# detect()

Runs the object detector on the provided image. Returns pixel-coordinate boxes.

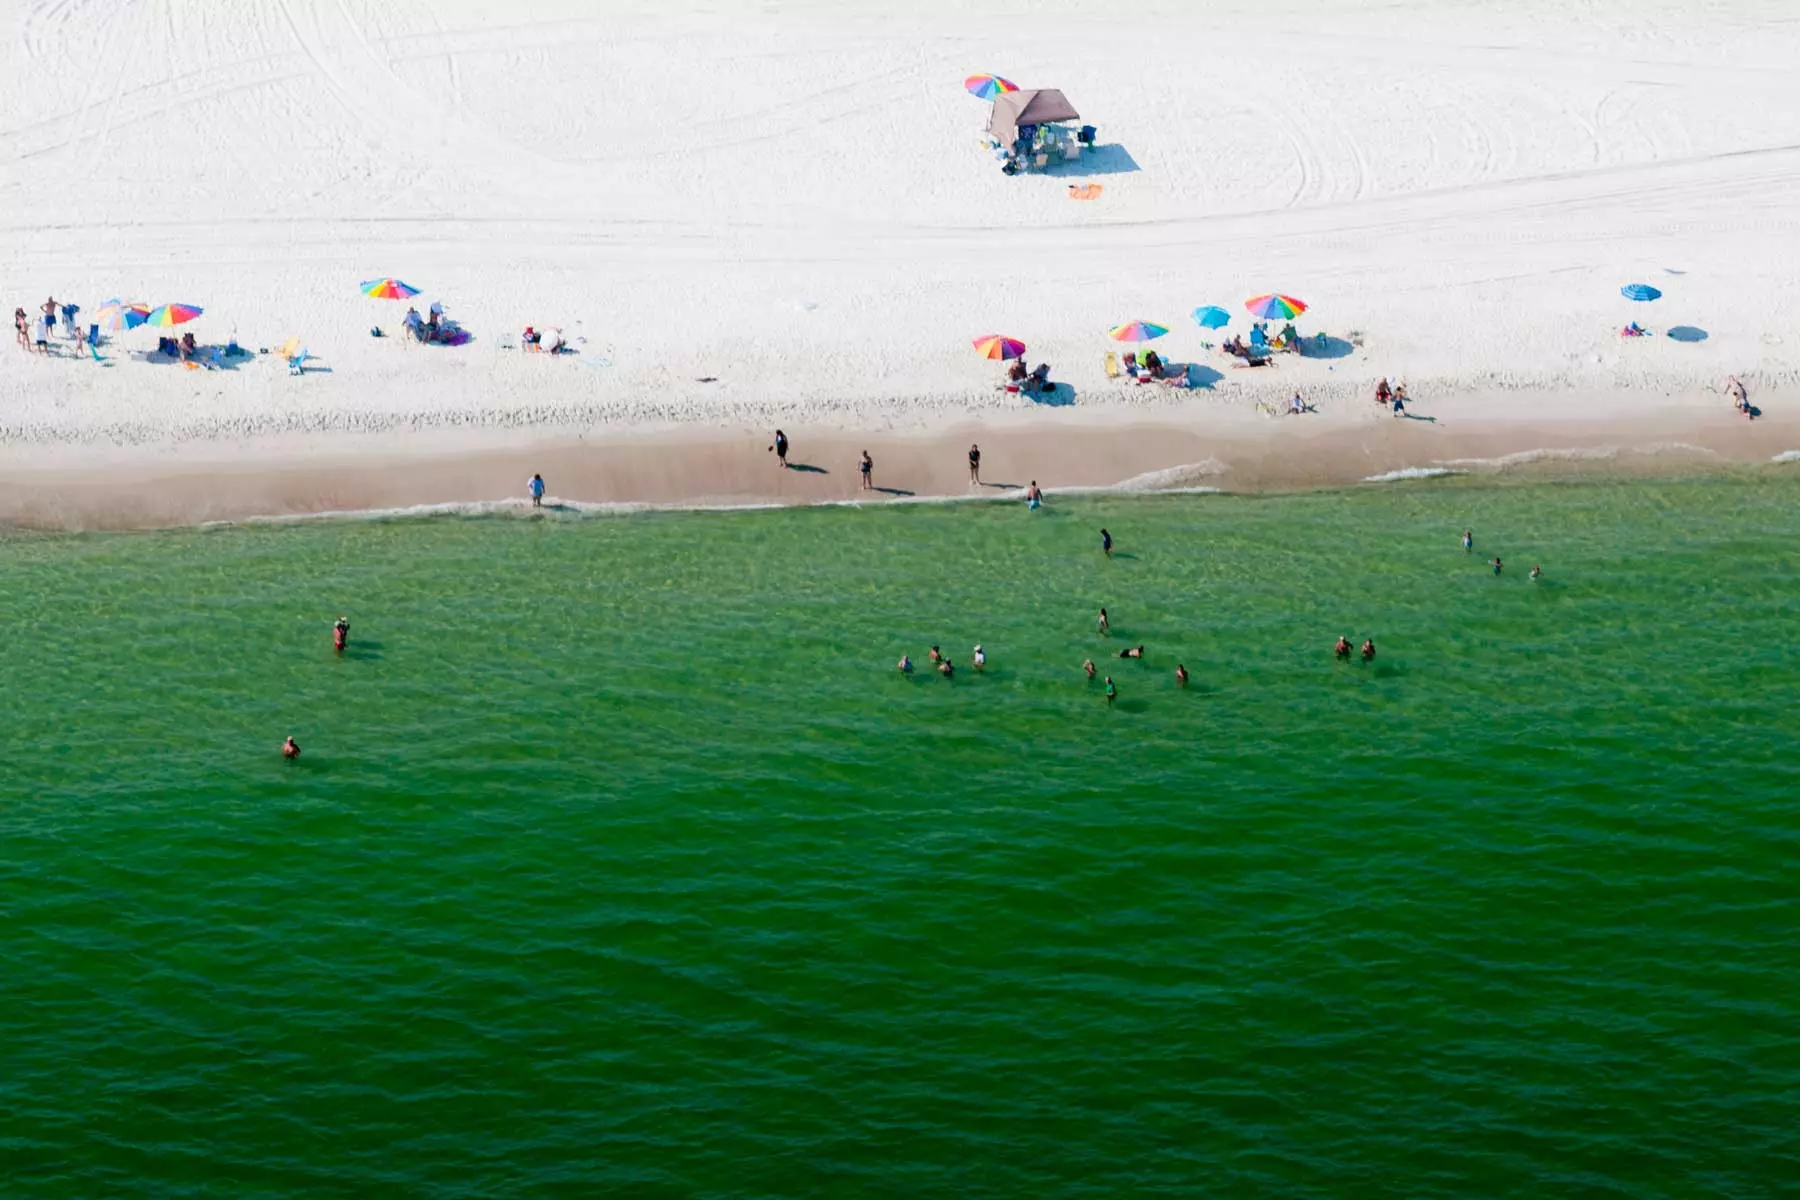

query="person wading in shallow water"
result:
[281,736,301,759]
[333,616,350,654]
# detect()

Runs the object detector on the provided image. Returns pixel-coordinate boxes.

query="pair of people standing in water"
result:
[1334,636,1376,662]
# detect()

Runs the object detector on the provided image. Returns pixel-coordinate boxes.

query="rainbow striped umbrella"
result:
[1245,293,1307,320]
[965,74,1019,101]
[360,278,419,300]
[972,334,1026,360]
[1107,320,1168,343]
[95,299,152,331]
[142,303,203,327]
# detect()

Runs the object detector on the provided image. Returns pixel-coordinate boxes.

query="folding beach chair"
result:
[1104,350,1120,378]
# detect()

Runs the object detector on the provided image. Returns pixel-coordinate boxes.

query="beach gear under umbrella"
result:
[972,334,1026,360]
[1192,305,1231,330]
[1108,320,1168,342]
[361,278,419,300]
[142,303,203,327]
[1245,294,1307,320]
[94,299,151,331]
[965,74,1019,100]
[1621,283,1662,302]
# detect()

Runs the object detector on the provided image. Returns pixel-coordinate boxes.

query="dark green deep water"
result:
[3,476,1798,1197]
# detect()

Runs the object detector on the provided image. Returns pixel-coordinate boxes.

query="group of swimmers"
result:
[898,644,988,678]
[1463,529,1542,580]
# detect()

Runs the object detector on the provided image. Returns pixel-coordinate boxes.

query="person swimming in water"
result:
[1530,565,1542,581]
[1097,607,1109,635]
[1026,481,1042,510]
[1334,636,1352,660]
[972,644,986,670]
[929,645,943,664]
[1104,676,1116,705]
[333,616,350,654]
[1118,645,1144,659]
[1083,658,1096,679]
[1463,529,1473,554]
[281,736,301,759]
[1175,664,1189,686]
[1361,639,1376,662]
[898,654,913,673]
[938,659,954,678]
[1101,528,1113,558]
[1492,556,1504,575]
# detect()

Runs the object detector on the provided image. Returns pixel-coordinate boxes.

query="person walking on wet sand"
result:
[772,430,789,469]
[528,474,545,508]
[1101,528,1113,558]
[968,443,981,486]
[860,450,873,490]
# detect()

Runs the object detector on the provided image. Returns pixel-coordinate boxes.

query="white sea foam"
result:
[1111,461,1230,492]
[1361,467,1467,483]
[1771,450,1800,463]
[1436,448,1619,470]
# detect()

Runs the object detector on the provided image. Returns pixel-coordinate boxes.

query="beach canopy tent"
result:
[987,88,1080,145]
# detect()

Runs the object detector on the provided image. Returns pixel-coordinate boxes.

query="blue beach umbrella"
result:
[1192,305,1231,330]
[1621,283,1662,302]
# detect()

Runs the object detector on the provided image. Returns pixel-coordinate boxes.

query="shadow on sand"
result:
[1046,144,1140,177]
[1667,325,1709,343]
[787,463,829,474]
[1296,336,1356,360]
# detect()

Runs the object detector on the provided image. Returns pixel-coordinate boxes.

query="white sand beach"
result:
[4,0,1800,519]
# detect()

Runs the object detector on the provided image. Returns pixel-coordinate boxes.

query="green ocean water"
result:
[3,475,1798,1197]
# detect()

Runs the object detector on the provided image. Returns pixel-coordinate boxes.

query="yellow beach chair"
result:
[1104,350,1121,379]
